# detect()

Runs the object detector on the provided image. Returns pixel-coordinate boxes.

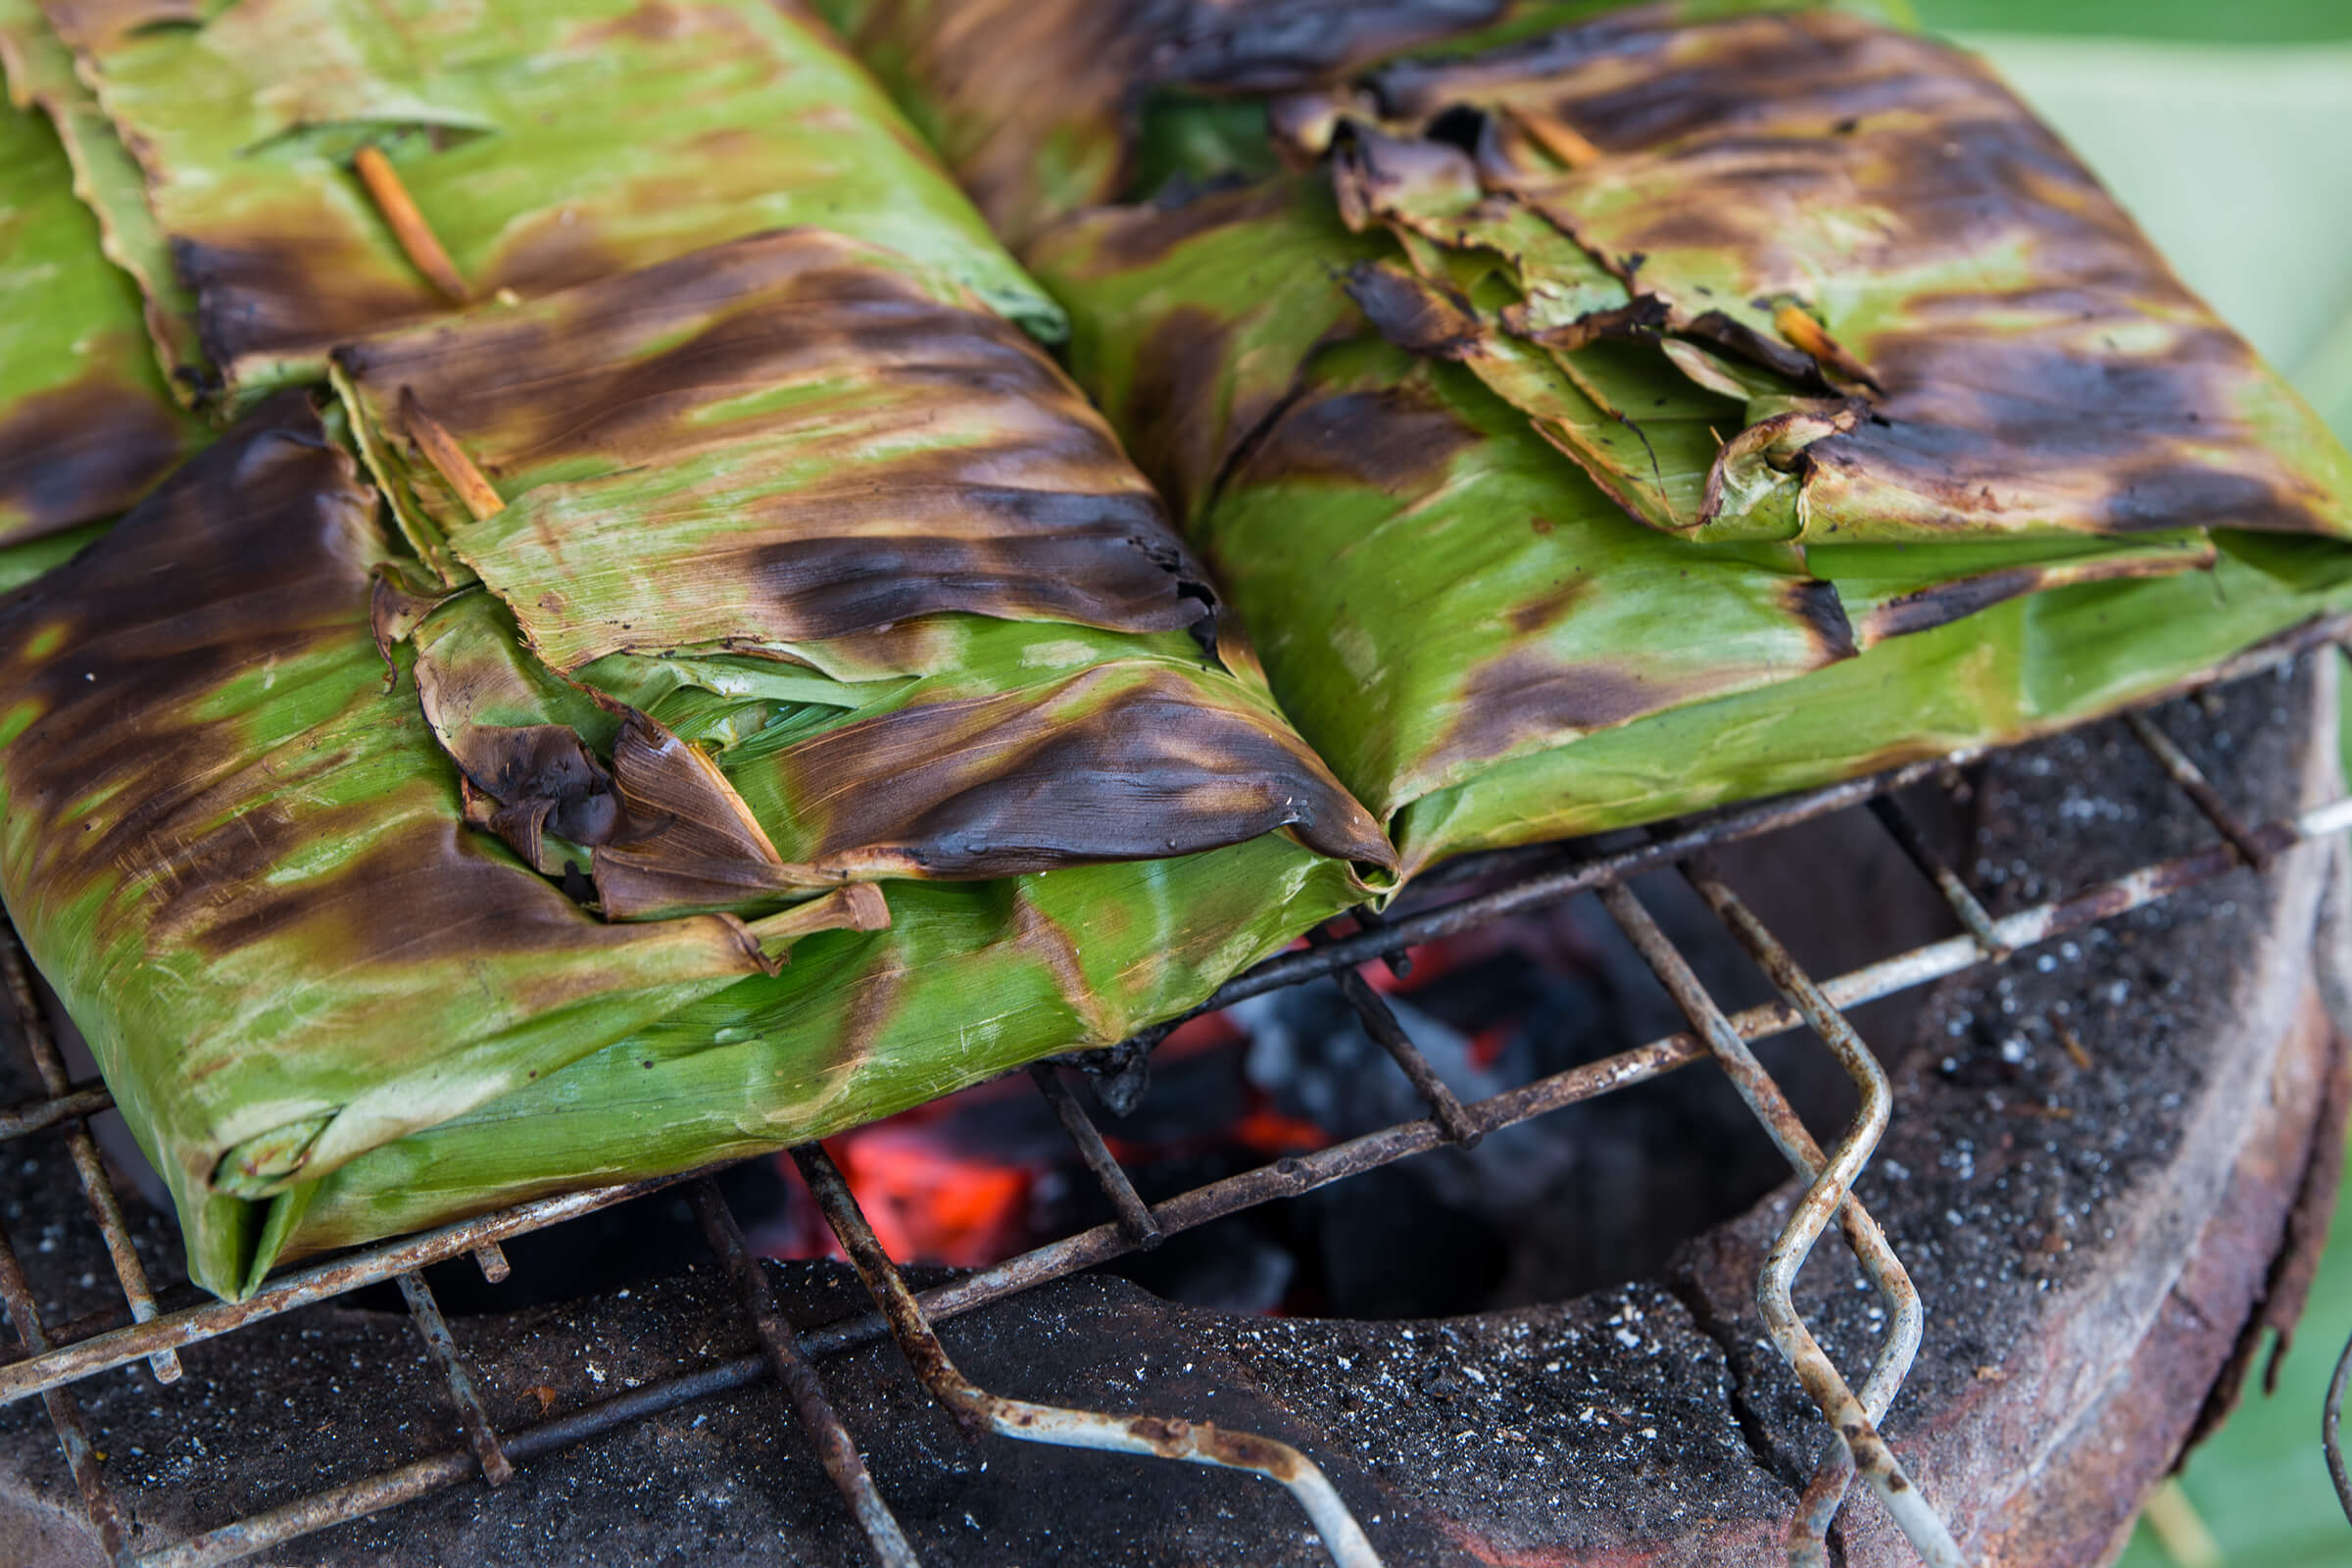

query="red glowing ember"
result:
[755,914,1565,1279]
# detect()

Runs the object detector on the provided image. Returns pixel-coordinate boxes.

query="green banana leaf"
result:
[1277,7,2352,548]
[1027,168,2277,870]
[0,49,206,553]
[0,0,207,400]
[0,218,1387,1296]
[30,0,1060,406]
[284,831,1365,1255]
[812,0,1911,247]
[285,536,2346,1279]
[0,399,865,1296]
[1392,537,2343,867]
[1169,329,1863,829]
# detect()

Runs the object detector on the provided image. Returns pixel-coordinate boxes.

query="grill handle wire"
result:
[790,1144,1389,1568]
[688,1178,921,1568]
[1679,856,1961,1564]
[1601,875,1963,1568]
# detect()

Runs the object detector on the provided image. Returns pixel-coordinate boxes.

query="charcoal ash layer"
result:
[1212,1283,1793,1562]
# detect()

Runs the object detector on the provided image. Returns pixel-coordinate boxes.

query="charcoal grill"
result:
[0,621,2348,1568]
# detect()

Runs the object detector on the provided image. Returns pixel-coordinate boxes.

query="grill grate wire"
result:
[0,616,2342,1568]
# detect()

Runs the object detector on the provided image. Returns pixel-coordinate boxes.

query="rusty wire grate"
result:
[0,617,2347,1568]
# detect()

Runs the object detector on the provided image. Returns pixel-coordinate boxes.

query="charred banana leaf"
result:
[0,225,1387,1296]
[0,399,877,1295]
[812,0,1907,246]
[27,0,1058,404]
[1292,7,2352,547]
[1007,7,2352,872]
[331,228,1389,899]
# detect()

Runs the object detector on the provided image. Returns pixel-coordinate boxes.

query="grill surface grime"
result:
[0,643,2341,1566]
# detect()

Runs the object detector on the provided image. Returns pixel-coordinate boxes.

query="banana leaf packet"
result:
[0,10,1390,1297]
[0,245,1391,1295]
[837,0,2352,875]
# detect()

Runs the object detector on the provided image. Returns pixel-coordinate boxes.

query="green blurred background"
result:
[1913,5,2352,1562]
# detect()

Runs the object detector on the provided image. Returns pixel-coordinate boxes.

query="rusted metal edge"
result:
[2328,1323,2352,1528]
[791,1145,1386,1568]
[0,1083,113,1143]
[1867,794,2010,958]
[1319,932,1481,1147]
[1029,1066,1163,1249]
[395,1271,514,1488]
[0,1167,714,1405]
[688,1179,920,1568]
[0,1217,130,1565]
[2124,709,2284,870]
[130,1352,774,1568]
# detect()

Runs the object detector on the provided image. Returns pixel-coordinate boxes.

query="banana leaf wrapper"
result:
[0,33,207,567]
[1396,536,2352,860]
[26,0,1059,406]
[333,226,1390,897]
[1027,172,2266,870]
[0,225,1389,1298]
[1274,5,2352,548]
[0,399,841,1297]
[288,534,2352,1265]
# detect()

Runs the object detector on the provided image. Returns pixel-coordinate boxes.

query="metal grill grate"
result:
[0,616,2346,1568]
